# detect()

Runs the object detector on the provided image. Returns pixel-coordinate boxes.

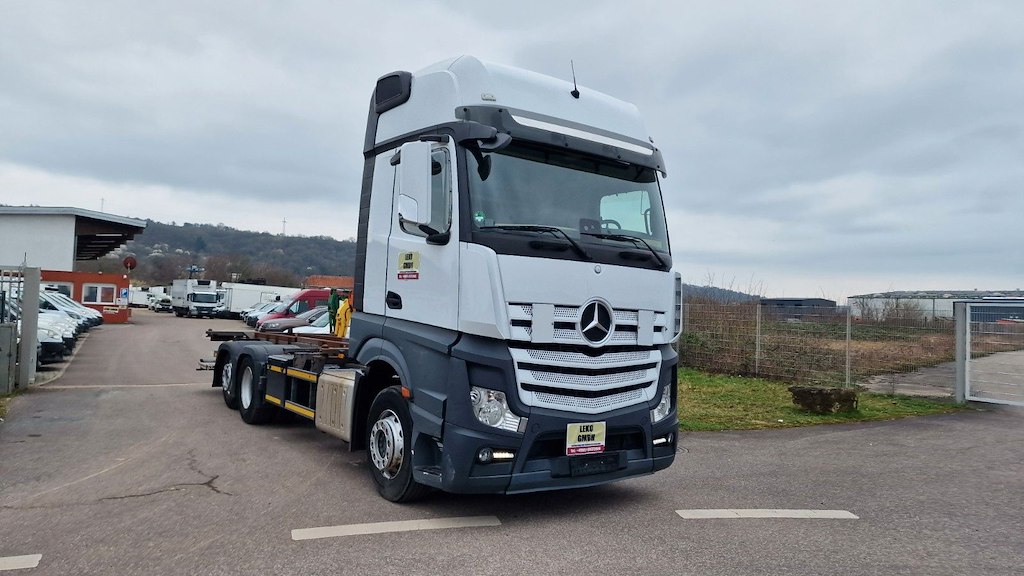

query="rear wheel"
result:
[221,358,239,409]
[366,386,429,502]
[238,357,275,424]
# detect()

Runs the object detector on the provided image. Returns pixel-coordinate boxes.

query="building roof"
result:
[760,298,837,306]
[0,206,146,260]
[304,275,354,290]
[848,290,1024,299]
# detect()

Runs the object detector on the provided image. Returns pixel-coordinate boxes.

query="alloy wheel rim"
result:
[368,410,404,479]
[221,363,233,394]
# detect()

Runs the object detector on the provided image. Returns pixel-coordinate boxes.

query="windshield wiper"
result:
[480,225,591,260]
[581,232,668,270]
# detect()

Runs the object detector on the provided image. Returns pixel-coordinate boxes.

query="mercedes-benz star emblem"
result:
[579,301,613,345]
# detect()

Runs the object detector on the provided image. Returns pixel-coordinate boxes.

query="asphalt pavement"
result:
[1,310,1022,575]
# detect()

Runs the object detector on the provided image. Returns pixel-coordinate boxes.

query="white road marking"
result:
[0,554,42,571]
[291,515,501,541]
[676,509,859,520]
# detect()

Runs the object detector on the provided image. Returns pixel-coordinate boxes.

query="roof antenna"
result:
[570,60,580,99]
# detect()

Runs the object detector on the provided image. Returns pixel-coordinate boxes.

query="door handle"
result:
[386,291,403,310]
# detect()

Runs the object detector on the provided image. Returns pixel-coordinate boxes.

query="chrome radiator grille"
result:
[509,343,661,414]
[508,302,669,346]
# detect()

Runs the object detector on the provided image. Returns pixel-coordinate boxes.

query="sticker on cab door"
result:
[397,251,420,280]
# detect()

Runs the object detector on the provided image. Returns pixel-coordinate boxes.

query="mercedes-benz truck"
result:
[212,55,681,501]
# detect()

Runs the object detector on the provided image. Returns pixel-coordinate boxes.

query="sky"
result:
[1,0,1022,301]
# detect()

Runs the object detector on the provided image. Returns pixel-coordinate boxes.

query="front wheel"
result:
[366,386,429,502]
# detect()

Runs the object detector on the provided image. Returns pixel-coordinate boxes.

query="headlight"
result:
[40,328,60,339]
[650,383,673,423]
[469,387,522,432]
[264,322,279,329]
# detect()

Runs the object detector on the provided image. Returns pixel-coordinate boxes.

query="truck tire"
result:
[221,359,239,410]
[366,386,429,502]
[238,357,274,425]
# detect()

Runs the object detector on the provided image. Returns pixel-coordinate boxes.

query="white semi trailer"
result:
[215,282,298,319]
[211,56,681,501]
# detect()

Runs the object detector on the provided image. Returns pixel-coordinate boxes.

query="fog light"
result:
[477,447,516,464]
[653,433,674,446]
[491,449,515,461]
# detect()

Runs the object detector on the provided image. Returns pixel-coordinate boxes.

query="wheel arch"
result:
[212,341,250,388]
[351,338,410,450]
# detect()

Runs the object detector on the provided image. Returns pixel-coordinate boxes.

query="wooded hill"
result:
[77,220,356,286]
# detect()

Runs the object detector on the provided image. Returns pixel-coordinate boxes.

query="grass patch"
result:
[0,393,13,421]
[678,368,963,431]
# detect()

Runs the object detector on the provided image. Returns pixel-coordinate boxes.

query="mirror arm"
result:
[426,230,451,246]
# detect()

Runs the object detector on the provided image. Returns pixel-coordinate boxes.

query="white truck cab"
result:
[212,56,680,502]
[170,279,219,318]
[348,56,681,499]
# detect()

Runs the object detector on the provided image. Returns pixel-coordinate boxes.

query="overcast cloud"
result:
[1,0,1021,300]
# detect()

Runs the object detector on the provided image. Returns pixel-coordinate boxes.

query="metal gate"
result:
[956,300,1024,406]
[1,266,41,392]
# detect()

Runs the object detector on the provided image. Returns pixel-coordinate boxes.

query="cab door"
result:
[384,139,460,331]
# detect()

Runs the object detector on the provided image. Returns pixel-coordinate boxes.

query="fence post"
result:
[845,306,852,387]
[17,267,40,388]
[954,301,967,404]
[754,303,761,376]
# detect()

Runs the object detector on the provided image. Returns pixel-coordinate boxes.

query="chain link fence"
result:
[679,296,960,395]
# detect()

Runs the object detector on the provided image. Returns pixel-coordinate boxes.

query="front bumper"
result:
[435,406,677,494]
[39,341,66,364]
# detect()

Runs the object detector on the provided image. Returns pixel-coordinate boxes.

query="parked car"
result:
[256,288,333,325]
[153,295,173,313]
[246,302,287,327]
[43,291,103,326]
[290,309,333,335]
[257,306,327,333]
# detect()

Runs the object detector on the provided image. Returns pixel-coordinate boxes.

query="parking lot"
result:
[1,310,1022,575]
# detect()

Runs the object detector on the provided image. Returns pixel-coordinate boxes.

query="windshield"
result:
[310,311,330,328]
[467,142,670,263]
[297,306,326,320]
[52,293,82,308]
[192,292,218,304]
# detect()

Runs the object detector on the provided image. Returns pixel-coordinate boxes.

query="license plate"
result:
[566,421,606,455]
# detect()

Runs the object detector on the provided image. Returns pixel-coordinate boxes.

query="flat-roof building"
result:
[0,206,146,270]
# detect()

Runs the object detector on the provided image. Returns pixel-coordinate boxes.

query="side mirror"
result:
[397,141,433,225]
